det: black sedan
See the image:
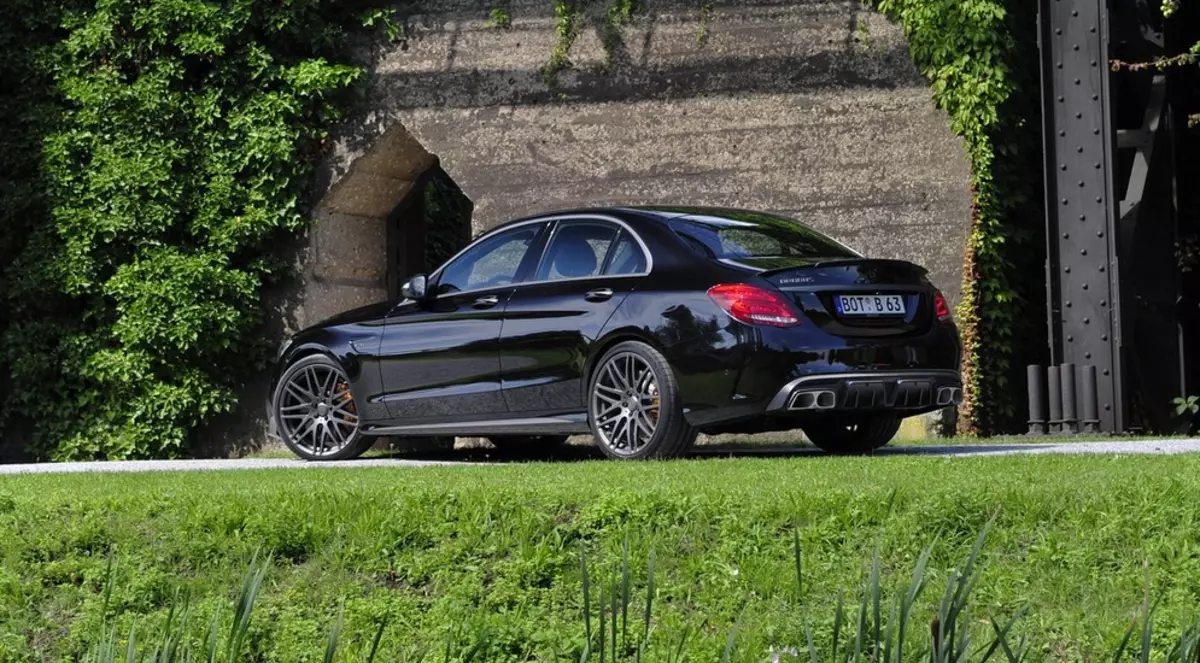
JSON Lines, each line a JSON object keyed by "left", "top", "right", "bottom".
{"left": 270, "top": 206, "right": 961, "bottom": 460}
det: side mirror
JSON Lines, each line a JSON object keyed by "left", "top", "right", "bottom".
{"left": 400, "top": 274, "right": 428, "bottom": 301}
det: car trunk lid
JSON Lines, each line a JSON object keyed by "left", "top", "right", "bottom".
{"left": 726, "top": 257, "right": 936, "bottom": 337}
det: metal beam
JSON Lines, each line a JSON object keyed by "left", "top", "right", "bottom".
{"left": 1038, "top": 0, "right": 1125, "bottom": 431}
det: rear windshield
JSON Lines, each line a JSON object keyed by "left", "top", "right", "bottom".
{"left": 669, "top": 211, "right": 859, "bottom": 260}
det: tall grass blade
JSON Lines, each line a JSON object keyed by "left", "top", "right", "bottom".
{"left": 990, "top": 617, "right": 1022, "bottom": 663}
{"left": 324, "top": 604, "right": 344, "bottom": 663}
{"left": 871, "top": 549, "right": 882, "bottom": 658}
{"left": 805, "top": 619, "right": 822, "bottom": 663}
{"left": 980, "top": 609, "right": 1025, "bottom": 663}
{"left": 125, "top": 621, "right": 137, "bottom": 663}
{"left": 720, "top": 610, "right": 743, "bottom": 663}
{"left": 854, "top": 583, "right": 867, "bottom": 663}
{"left": 832, "top": 589, "right": 844, "bottom": 663}
{"left": 611, "top": 577, "right": 619, "bottom": 661}
{"left": 366, "top": 616, "right": 388, "bottom": 663}
{"left": 1140, "top": 594, "right": 1163, "bottom": 663}
{"left": 581, "top": 544, "right": 593, "bottom": 650}
{"left": 598, "top": 579, "right": 606, "bottom": 663}
{"left": 205, "top": 608, "right": 219, "bottom": 663}
{"left": 225, "top": 552, "right": 267, "bottom": 663}
{"left": 622, "top": 533, "right": 631, "bottom": 649}
{"left": 794, "top": 529, "right": 804, "bottom": 604}
{"left": 643, "top": 548, "right": 655, "bottom": 648}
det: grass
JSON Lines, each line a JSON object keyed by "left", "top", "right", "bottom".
{"left": 5, "top": 455, "right": 1200, "bottom": 660}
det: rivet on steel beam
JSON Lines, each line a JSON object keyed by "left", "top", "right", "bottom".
{"left": 1061, "top": 164, "right": 1067, "bottom": 171}
{"left": 1058, "top": 96, "right": 1065, "bottom": 102}
{"left": 1065, "top": 266, "right": 1072, "bottom": 273}
{"left": 1077, "top": 146, "right": 1083, "bottom": 153}
{"left": 1079, "top": 214, "right": 1086, "bottom": 220}
{"left": 1100, "top": 299, "right": 1107, "bottom": 307}
{"left": 1062, "top": 198, "right": 1069, "bottom": 205}
{"left": 1096, "top": 196, "right": 1103, "bottom": 203}
{"left": 1066, "top": 301, "right": 1072, "bottom": 307}
{"left": 1101, "top": 334, "right": 1108, "bottom": 341}
{"left": 1074, "top": 79, "right": 1081, "bottom": 85}
{"left": 1082, "top": 283, "right": 1088, "bottom": 289}
{"left": 1076, "top": 112, "right": 1083, "bottom": 118}
{"left": 1078, "top": 181, "right": 1085, "bottom": 187}
{"left": 1073, "top": 45, "right": 1079, "bottom": 51}
{"left": 1095, "top": 163, "right": 1101, "bottom": 169}
{"left": 1097, "top": 230, "right": 1104, "bottom": 237}
{"left": 1085, "top": 352, "right": 1091, "bottom": 359}
{"left": 1104, "top": 404, "right": 1111, "bottom": 410}
{"left": 1067, "top": 335, "right": 1074, "bottom": 342}
{"left": 1090, "top": 26, "right": 1096, "bottom": 32}
{"left": 1059, "top": 130, "right": 1066, "bottom": 137}
{"left": 1103, "top": 369, "right": 1109, "bottom": 376}
{"left": 1092, "top": 94, "right": 1099, "bottom": 100}
{"left": 1072, "top": 9, "right": 1078, "bottom": 15}
{"left": 1091, "top": 61, "right": 1097, "bottom": 68}
{"left": 1083, "top": 318, "right": 1090, "bottom": 324}
{"left": 1055, "top": 29, "right": 1062, "bottom": 35}
{"left": 1099, "top": 265, "right": 1105, "bottom": 272}
{"left": 1063, "top": 232, "right": 1070, "bottom": 239}
{"left": 1080, "top": 248, "right": 1087, "bottom": 255}
{"left": 1093, "top": 128, "right": 1100, "bottom": 134}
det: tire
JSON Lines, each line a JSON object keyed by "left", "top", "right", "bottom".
{"left": 487, "top": 435, "right": 569, "bottom": 453}
{"left": 588, "top": 341, "right": 697, "bottom": 460}
{"left": 804, "top": 414, "right": 901, "bottom": 454}
{"left": 273, "top": 354, "right": 374, "bottom": 461}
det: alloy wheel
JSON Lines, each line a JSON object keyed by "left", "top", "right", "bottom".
{"left": 278, "top": 363, "right": 359, "bottom": 457}
{"left": 592, "top": 352, "right": 661, "bottom": 456}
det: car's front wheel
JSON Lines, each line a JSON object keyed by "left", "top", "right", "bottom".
{"left": 588, "top": 341, "right": 697, "bottom": 460}
{"left": 804, "top": 414, "right": 900, "bottom": 454}
{"left": 273, "top": 354, "right": 373, "bottom": 461}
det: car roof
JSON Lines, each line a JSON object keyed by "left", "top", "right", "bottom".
{"left": 483, "top": 205, "right": 789, "bottom": 234}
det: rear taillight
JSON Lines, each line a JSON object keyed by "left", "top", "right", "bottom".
{"left": 933, "top": 289, "right": 952, "bottom": 322}
{"left": 707, "top": 284, "right": 800, "bottom": 328}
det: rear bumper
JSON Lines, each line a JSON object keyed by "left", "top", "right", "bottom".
{"left": 765, "top": 370, "right": 961, "bottom": 414}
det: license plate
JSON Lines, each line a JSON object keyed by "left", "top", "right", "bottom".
{"left": 835, "top": 294, "right": 906, "bottom": 316}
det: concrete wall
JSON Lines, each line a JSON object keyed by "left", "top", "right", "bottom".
{"left": 317, "top": 0, "right": 973, "bottom": 305}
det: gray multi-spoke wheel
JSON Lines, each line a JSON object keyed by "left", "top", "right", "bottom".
{"left": 273, "top": 354, "right": 373, "bottom": 461}
{"left": 588, "top": 341, "right": 697, "bottom": 460}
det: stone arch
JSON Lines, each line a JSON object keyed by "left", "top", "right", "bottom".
{"left": 295, "top": 122, "right": 472, "bottom": 330}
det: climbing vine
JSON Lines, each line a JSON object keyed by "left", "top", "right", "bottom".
{"left": 873, "top": 0, "right": 1044, "bottom": 434}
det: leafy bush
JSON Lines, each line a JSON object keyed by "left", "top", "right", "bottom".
{"left": 0, "top": 0, "right": 385, "bottom": 459}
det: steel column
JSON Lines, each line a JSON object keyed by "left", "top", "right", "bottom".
{"left": 1038, "top": 0, "right": 1125, "bottom": 431}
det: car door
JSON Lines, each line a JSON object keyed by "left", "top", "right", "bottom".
{"left": 377, "top": 222, "right": 548, "bottom": 421}
{"left": 498, "top": 219, "right": 651, "bottom": 414}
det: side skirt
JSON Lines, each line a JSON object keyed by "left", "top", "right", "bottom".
{"left": 364, "top": 413, "right": 590, "bottom": 437}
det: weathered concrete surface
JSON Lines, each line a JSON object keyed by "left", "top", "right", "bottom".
{"left": 321, "top": 0, "right": 973, "bottom": 303}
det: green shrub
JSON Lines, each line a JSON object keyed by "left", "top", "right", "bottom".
{"left": 0, "top": 0, "right": 388, "bottom": 460}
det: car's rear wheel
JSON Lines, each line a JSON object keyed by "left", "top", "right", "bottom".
{"left": 588, "top": 341, "right": 697, "bottom": 460}
{"left": 273, "top": 354, "right": 373, "bottom": 461}
{"left": 487, "top": 435, "right": 569, "bottom": 453}
{"left": 804, "top": 414, "right": 901, "bottom": 454}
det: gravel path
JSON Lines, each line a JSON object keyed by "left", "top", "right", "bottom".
{"left": 2, "top": 438, "right": 1199, "bottom": 475}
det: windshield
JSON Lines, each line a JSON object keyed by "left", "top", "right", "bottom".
{"left": 669, "top": 211, "right": 859, "bottom": 261}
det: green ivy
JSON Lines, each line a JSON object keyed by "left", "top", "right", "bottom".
{"left": 0, "top": 0, "right": 388, "bottom": 459}
{"left": 873, "top": 0, "right": 1045, "bottom": 434}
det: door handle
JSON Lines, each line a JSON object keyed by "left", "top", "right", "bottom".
{"left": 585, "top": 288, "right": 614, "bottom": 302}
{"left": 473, "top": 295, "right": 500, "bottom": 309}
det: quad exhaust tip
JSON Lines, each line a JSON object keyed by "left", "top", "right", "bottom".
{"left": 937, "top": 386, "right": 963, "bottom": 406}
{"left": 790, "top": 390, "right": 837, "bottom": 410}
